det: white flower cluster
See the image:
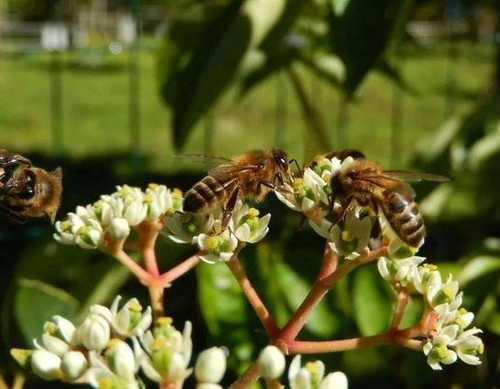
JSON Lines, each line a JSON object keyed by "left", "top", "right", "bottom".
{"left": 165, "top": 201, "right": 271, "bottom": 263}
{"left": 54, "top": 184, "right": 183, "bottom": 250}
{"left": 11, "top": 296, "right": 228, "bottom": 389}
{"left": 276, "top": 156, "right": 376, "bottom": 260}
{"left": 378, "top": 257, "right": 484, "bottom": 370}
{"left": 257, "top": 347, "right": 348, "bottom": 389}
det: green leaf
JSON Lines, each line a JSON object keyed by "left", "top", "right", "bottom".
{"left": 436, "top": 262, "right": 461, "bottom": 280}
{"left": 297, "top": 52, "right": 345, "bottom": 87}
{"left": 353, "top": 266, "right": 391, "bottom": 336}
{"left": 239, "top": 47, "right": 297, "bottom": 97}
{"left": 328, "top": 0, "right": 413, "bottom": 94}
{"left": 376, "top": 59, "right": 415, "bottom": 95}
{"left": 14, "top": 279, "right": 79, "bottom": 344}
{"left": 160, "top": 0, "right": 287, "bottom": 150}
{"left": 197, "top": 263, "right": 258, "bottom": 372}
{"left": 274, "top": 262, "right": 340, "bottom": 337}
{"left": 468, "top": 125, "right": 500, "bottom": 170}
{"left": 458, "top": 256, "right": 500, "bottom": 286}
{"left": 486, "top": 312, "right": 500, "bottom": 335}
{"left": 76, "top": 265, "right": 130, "bottom": 322}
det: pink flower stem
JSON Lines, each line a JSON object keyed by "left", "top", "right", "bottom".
{"left": 138, "top": 221, "right": 163, "bottom": 276}
{"left": 287, "top": 331, "right": 423, "bottom": 354}
{"left": 276, "top": 246, "right": 388, "bottom": 346}
{"left": 227, "top": 256, "right": 279, "bottom": 337}
{"left": 138, "top": 221, "right": 166, "bottom": 318}
{"left": 159, "top": 254, "right": 202, "bottom": 286}
{"left": 391, "top": 289, "right": 410, "bottom": 330}
{"left": 229, "top": 362, "right": 261, "bottom": 389}
{"left": 113, "top": 250, "right": 151, "bottom": 284}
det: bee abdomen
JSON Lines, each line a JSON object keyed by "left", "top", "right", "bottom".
{"left": 183, "top": 176, "right": 226, "bottom": 213}
{"left": 385, "top": 193, "right": 425, "bottom": 248}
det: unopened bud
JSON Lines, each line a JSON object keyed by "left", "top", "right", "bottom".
{"left": 105, "top": 339, "right": 136, "bottom": 380}
{"left": 195, "top": 347, "right": 227, "bottom": 384}
{"left": 257, "top": 346, "right": 285, "bottom": 379}
{"left": 77, "top": 313, "right": 110, "bottom": 351}
{"left": 61, "top": 351, "right": 88, "bottom": 380}
{"left": 109, "top": 218, "right": 130, "bottom": 240}
{"left": 319, "top": 372, "right": 348, "bottom": 389}
{"left": 31, "top": 350, "right": 61, "bottom": 380}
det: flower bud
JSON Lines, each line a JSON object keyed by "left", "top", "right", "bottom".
{"left": 31, "top": 349, "right": 61, "bottom": 380}
{"left": 52, "top": 315, "right": 77, "bottom": 343}
{"left": 195, "top": 347, "right": 227, "bottom": 384}
{"left": 105, "top": 339, "right": 137, "bottom": 380}
{"left": 40, "top": 333, "right": 70, "bottom": 356}
{"left": 319, "top": 372, "right": 348, "bottom": 389}
{"left": 109, "top": 218, "right": 131, "bottom": 240}
{"left": 257, "top": 346, "right": 285, "bottom": 379}
{"left": 53, "top": 220, "right": 77, "bottom": 245}
{"left": 61, "top": 351, "right": 88, "bottom": 380}
{"left": 77, "top": 313, "right": 110, "bottom": 351}
{"left": 94, "top": 199, "right": 114, "bottom": 226}
{"left": 123, "top": 200, "right": 147, "bottom": 226}
{"left": 75, "top": 223, "right": 103, "bottom": 249}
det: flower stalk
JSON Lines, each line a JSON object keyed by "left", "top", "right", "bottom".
{"left": 227, "top": 255, "right": 279, "bottom": 337}
{"left": 229, "top": 363, "right": 261, "bottom": 389}
{"left": 276, "top": 245, "right": 388, "bottom": 345}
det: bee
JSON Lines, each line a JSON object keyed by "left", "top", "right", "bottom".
{"left": 0, "top": 149, "right": 63, "bottom": 223}
{"left": 183, "top": 149, "right": 291, "bottom": 226}
{"left": 321, "top": 149, "right": 447, "bottom": 248}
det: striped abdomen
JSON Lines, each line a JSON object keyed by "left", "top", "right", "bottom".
{"left": 381, "top": 191, "right": 425, "bottom": 248}
{"left": 183, "top": 175, "right": 233, "bottom": 214}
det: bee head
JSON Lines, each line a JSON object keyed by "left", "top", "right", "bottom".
{"left": 36, "top": 167, "right": 63, "bottom": 223}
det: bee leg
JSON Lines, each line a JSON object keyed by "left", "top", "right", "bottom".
{"left": 261, "top": 181, "right": 275, "bottom": 190}
{"left": 222, "top": 187, "right": 240, "bottom": 229}
{"left": 0, "top": 154, "right": 32, "bottom": 168}
{"left": 328, "top": 195, "right": 355, "bottom": 230}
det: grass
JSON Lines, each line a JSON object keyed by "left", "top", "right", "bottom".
{"left": 0, "top": 39, "right": 495, "bottom": 172}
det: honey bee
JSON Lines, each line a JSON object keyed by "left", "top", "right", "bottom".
{"left": 0, "top": 149, "right": 62, "bottom": 223}
{"left": 183, "top": 149, "right": 291, "bottom": 226}
{"left": 320, "top": 149, "right": 447, "bottom": 248}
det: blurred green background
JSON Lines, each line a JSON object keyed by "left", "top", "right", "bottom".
{"left": 0, "top": 0, "right": 499, "bottom": 388}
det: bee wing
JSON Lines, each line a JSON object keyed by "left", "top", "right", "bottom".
{"left": 358, "top": 174, "right": 416, "bottom": 198}
{"left": 169, "top": 153, "right": 233, "bottom": 170}
{"left": 383, "top": 170, "right": 450, "bottom": 183}
{"left": 208, "top": 163, "right": 261, "bottom": 180}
